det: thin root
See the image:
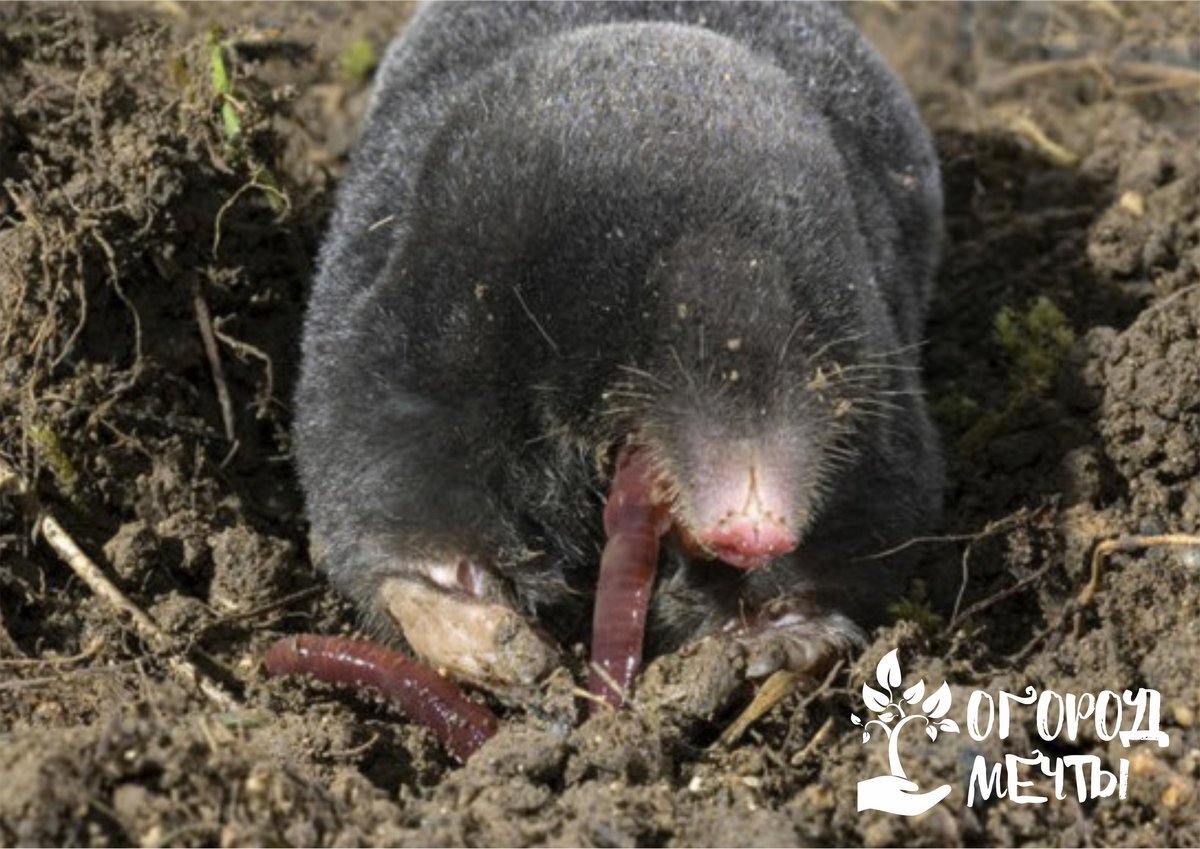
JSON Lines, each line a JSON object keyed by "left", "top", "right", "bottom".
{"left": 213, "top": 316, "right": 276, "bottom": 419}
{"left": 1005, "top": 114, "right": 1080, "bottom": 168}
{"left": 587, "top": 660, "right": 631, "bottom": 710}
{"left": 570, "top": 685, "right": 615, "bottom": 711}
{"left": 212, "top": 172, "right": 291, "bottom": 258}
{"left": 1007, "top": 531, "right": 1200, "bottom": 666}
{"left": 0, "top": 637, "right": 102, "bottom": 668}
{"left": 327, "top": 731, "right": 381, "bottom": 759}
{"left": 89, "top": 228, "right": 143, "bottom": 382}
{"left": 1078, "top": 533, "right": 1200, "bottom": 607}
{"left": 791, "top": 716, "right": 836, "bottom": 765}
{"left": 982, "top": 56, "right": 1200, "bottom": 99}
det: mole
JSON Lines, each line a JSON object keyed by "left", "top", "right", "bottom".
{"left": 291, "top": 2, "right": 943, "bottom": 710}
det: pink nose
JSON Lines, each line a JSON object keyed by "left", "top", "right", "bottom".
{"left": 697, "top": 514, "right": 799, "bottom": 570}
{"left": 681, "top": 438, "right": 803, "bottom": 570}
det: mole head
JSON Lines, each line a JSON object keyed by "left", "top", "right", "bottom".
{"left": 613, "top": 231, "right": 866, "bottom": 570}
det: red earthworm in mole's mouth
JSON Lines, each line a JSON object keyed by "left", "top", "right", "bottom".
{"left": 588, "top": 442, "right": 673, "bottom": 710}
{"left": 265, "top": 443, "right": 674, "bottom": 759}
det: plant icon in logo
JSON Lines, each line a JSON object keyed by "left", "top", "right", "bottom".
{"left": 853, "top": 649, "right": 959, "bottom": 816}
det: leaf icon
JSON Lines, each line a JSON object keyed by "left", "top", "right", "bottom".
{"left": 938, "top": 719, "right": 959, "bottom": 734}
{"left": 851, "top": 714, "right": 862, "bottom": 726}
{"left": 902, "top": 680, "right": 925, "bottom": 705}
{"left": 926, "top": 725, "right": 937, "bottom": 741}
{"left": 863, "top": 683, "right": 889, "bottom": 713}
{"left": 862, "top": 731, "right": 871, "bottom": 744}
{"left": 876, "top": 649, "right": 902, "bottom": 691}
{"left": 922, "top": 682, "right": 952, "bottom": 719}
{"left": 879, "top": 712, "right": 895, "bottom": 723}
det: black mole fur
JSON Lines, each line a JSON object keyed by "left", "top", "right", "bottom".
{"left": 297, "top": 2, "right": 944, "bottom": 653}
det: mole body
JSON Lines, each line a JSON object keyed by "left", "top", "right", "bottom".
{"left": 297, "top": 1, "right": 943, "bottom": 692}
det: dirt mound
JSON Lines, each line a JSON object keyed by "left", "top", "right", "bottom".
{"left": 2, "top": 3, "right": 1198, "bottom": 846}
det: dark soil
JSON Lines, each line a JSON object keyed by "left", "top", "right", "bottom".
{"left": 1, "top": 3, "right": 1198, "bottom": 846}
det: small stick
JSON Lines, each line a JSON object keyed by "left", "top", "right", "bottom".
{"left": 1078, "top": 533, "right": 1200, "bottom": 607}
{"left": 981, "top": 56, "right": 1200, "bottom": 100}
{"left": 1, "top": 458, "right": 239, "bottom": 711}
{"left": 201, "top": 584, "right": 324, "bottom": 628}
{"left": 719, "top": 669, "right": 801, "bottom": 748}
{"left": 39, "top": 515, "right": 239, "bottom": 711}
{"left": 570, "top": 685, "right": 615, "bottom": 711}
{"left": 192, "top": 279, "right": 236, "bottom": 442}
{"left": 1119, "top": 61, "right": 1200, "bottom": 89}
{"left": 723, "top": 657, "right": 845, "bottom": 750}
{"left": 0, "top": 662, "right": 138, "bottom": 692}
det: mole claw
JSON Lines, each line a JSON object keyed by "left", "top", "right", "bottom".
{"left": 731, "top": 605, "right": 864, "bottom": 680}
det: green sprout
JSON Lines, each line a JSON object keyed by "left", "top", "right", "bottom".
{"left": 208, "top": 29, "right": 242, "bottom": 142}
{"left": 28, "top": 424, "right": 79, "bottom": 495}
{"left": 994, "top": 296, "right": 1075, "bottom": 390}
{"left": 930, "top": 391, "right": 981, "bottom": 433}
{"left": 339, "top": 37, "right": 378, "bottom": 84}
{"left": 888, "top": 597, "right": 943, "bottom": 635}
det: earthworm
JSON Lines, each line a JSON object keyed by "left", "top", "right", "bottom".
{"left": 588, "top": 444, "right": 672, "bottom": 710}
{"left": 264, "top": 634, "right": 499, "bottom": 762}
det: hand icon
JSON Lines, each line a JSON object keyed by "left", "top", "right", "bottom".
{"left": 857, "top": 775, "right": 952, "bottom": 816}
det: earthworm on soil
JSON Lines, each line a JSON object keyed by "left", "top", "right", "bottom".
{"left": 588, "top": 445, "right": 672, "bottom": 710}
{"left": 264, "top": 634, "right": 499, "bottom": 762}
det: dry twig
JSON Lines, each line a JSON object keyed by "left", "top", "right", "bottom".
{"left": 0, "top": 457, "right": 239, "bottom": 711}
{"left": 191, "top": 278, "right": 237, "bottom": 443}
{"left": 721, "top": 658, "right": 845, "bottom": 750}
{"left": 719, "top": 669, "right": 802, "bottom": 748}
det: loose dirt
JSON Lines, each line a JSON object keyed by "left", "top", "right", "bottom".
{"left": 1, "top": 3, "right": 1198, "bottom": 846}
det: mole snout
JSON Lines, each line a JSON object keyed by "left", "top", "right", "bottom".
{"left": 679, "top": 440, "right": 803, "bottom": 570}
{"left": 696, "top": 503, "right": 798, "bottom": 570}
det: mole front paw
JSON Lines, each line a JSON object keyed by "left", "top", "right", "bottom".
{"left": 377, "top": 561, "right": 561, "bottom": 697}
{"left": 638, "top": 600, "right": 864, "bottom": 729}
{"left": 724, "top": 599, "right": 865, "bottom": 680}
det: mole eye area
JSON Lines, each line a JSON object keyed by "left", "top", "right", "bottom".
{"left": 674, "top": 438, "right": 803, "bottom": 570}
